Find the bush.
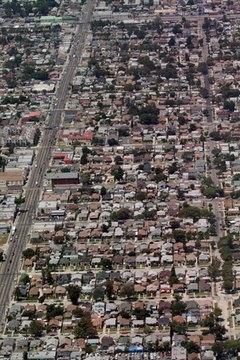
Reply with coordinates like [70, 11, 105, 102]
[111, 208, 131, 221]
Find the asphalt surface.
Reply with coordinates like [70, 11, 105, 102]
[0, 0, 95, 331]
[96, 11, 240, 22]
[200, 17, 220, 187]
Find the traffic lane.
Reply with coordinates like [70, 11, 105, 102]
[0, 205, 34, 322]
[0, 240, 21, 314]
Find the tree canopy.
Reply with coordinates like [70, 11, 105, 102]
[111, 208, 131, 222]
[119, 282, 135, 299]
[179, 205, 213, 222]
[28, 320, 44, 337]
[208, 257, 222, 281]
[67, 285, 80, 305]
[73, 313, 97, 338]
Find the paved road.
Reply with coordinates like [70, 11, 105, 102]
[0, 0, 95, 331]
[95, 11, 240, 22]
[198, 15, 236, 337]
[198, 16, 221, 188]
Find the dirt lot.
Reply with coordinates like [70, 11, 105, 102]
[0, 234, 8, 246]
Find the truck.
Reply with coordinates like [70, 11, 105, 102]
[11, 226, 16, 235]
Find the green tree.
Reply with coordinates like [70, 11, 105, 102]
[172, 23, 182, 34]
[169, 266, 179, 286]
[133, 308, 150, 320]
[213, 306, 222, 319]
[201, 311, 226, 340]
[67, 285, 80, 305]
[34, 70, 49, 81]
[92, 286, 105, 301]
[28, 320, 44, 337]
[92, 137, 105, 146]
[186, 36, 194, 49]
[222, 261, 233, 293]
[168, 162, 178, 174]
[38, 295, 46, 303]
[197, 62, 208, 75]
[108, 138, 119, 146]
[182, 151, 194, 162]
[33, 129, 41, 146]
[135, 191, 147, 201]
[72, 307, 84, 318]
[179, 206, 202, 222]
[170, 220, 180, 229]
[171, 296, 187, 316]
[119, 282, 135, 299]
[4, 2, 12, 17]
[224, 100, 235, 112]
[14, 196, 25, 205]
[111, 166, 124, 181]
[111, 208, 131, 221]
[80, 153, 88, 165]
[142, 209, 157, 220]
[19, 273, 30, 285]
[14, 287, 22, 301]
[118, 127, 130, 137]
[100, 186, 107, 196]
[100, 258, 112, 270]
[42, 267, 53, 285]
[23, 2, 33, 15]
[220, 85, 239, 99]
[172, 321, 187, 334]
[61, 167, 71, 173]
[155, 171, 167, 182]
[124, 83, 134, 92]
[182, 341, 200, 353]
[168, 36, 176, 47]
[81, 172, 91, 184]
[46, 304, 64, 320]
[22, 248, 35, 259]
[199, 87, 209, 98]
[209, 131, 223, 141]
[208, 257, 221, 281]
[101, 223, 109, 233]
[202, 186, 218, 199]
[139, 56, 155, 71]
[161, 64, 178, 79]
[73, 313, 97, 338]
[106, 280, 113, 300]
[203, 108, 209, 116]
[212, 342, 224, 358]
[139, 104, 159, 125]
[172, 229, 186, 243]
[82, 146, 91, 154]
[114, 155, 123, 165]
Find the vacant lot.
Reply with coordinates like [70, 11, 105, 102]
[0, 234, 8, 246]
